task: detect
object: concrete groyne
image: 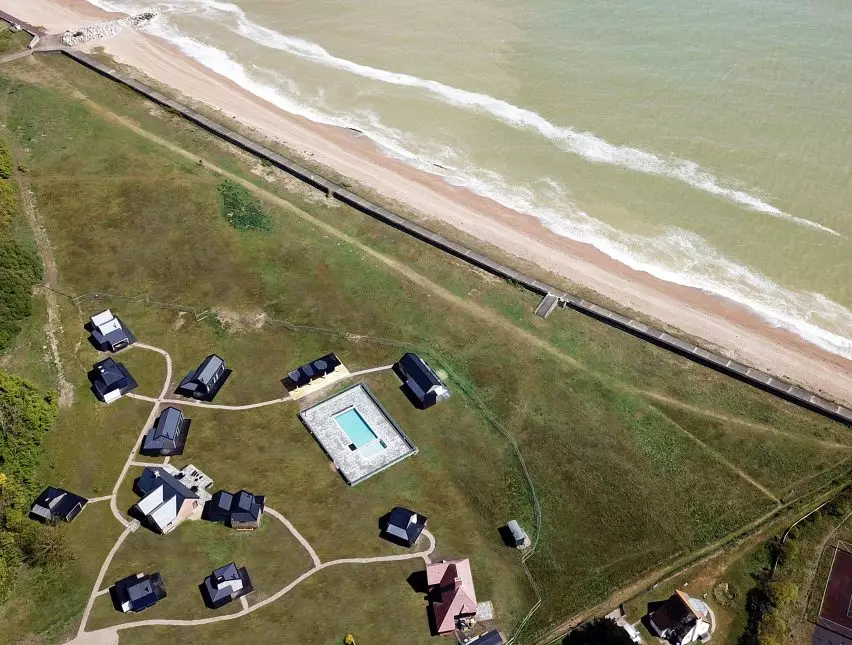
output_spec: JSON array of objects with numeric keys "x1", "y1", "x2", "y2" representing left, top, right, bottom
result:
[{"x1": 0, "y1": 23, "x2": 846, "y2": 425}]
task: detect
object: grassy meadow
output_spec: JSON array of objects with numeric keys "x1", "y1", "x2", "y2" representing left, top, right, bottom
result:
[{"x1": 0, "y1": 51, "x2": 848, "y2": 645}]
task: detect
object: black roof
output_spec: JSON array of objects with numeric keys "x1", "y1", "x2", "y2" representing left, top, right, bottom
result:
[
  {"x1": 384, "y1": 506, "x2": 427, "y2": 545},
  {"x1": 475, "y1": 630, "x2": 503, "y2": 645},
  {"x1": 136, "y1": 466, "x2": 198, "y2": 502},
  {"x1": 142, "y1": 407, "x2": 184, "y2": 452},
  {"x1": 287, "y1": 353, "x2": 341, "y2": 387},
  {"x1": 30, "y1": 486, "x2": 87, "y2": 521},
  {"x1": 398, "y1": 353, "x2": 442, "y2": 392},
  {"x1": 207, "y1": 489, "x2": 264, "y2": 524},
  {"x1": 111, "y1": 572, "x2": 166, "y2": 612},
  {"x1": 195, "y1": 354, "x2": 225, "y2": 385},
  {"x1": 94, "y1": 357, "x2": 126, "y2": 388}
]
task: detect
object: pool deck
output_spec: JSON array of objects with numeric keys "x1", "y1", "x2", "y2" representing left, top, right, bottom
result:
[{"x1": 299, "y1": 383, "x2": 417, "y2": 486}]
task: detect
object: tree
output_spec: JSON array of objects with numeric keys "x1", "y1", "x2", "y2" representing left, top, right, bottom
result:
[{"x1": 562, "y1": 618, "x2": 635, "y2": 645}]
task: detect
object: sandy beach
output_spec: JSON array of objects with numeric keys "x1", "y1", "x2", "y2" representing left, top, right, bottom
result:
[{"x1": 4, "y1": 0, "x2": 852, "y2": 407}]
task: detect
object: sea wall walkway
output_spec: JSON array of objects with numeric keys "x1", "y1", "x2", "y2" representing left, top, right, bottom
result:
[{"x1": 0, "y1": 11, "x2": 848, "y2": 425}]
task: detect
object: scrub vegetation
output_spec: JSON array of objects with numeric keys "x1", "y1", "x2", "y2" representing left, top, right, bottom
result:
[{"x1": 0, "y1": 52, "x2": 847, "y2": 644}]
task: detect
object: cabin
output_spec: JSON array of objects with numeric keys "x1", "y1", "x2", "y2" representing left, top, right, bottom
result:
[
  {"x1": 29, "y1": 487, "x2": 88, "y2": 523},
  {"x1": 201, "y1": 562, "x2": 254, "y2": 609},
  {"x1": 110, "y1": 572, "x2": 166, "y2": 613},
  {"x1": 648, "y1": 590, "x2": 712, "y2": 644},
  {"x1": 427, "y1": 559, "x2": 478, "y2": 634},
  {"x1": 204, "y1": 490, "x2": 265, "y2": 530},
  {"x1": 133, "y1": 466, "x2": 203, "y2": 534},
  {"x1": 89, "y1": 357, "x2": 138, "y2": 403},
  {"x1": 88, "y1": 309, "x2": 135, "y2": 352},
  {"x1": 467, "y1": 631, "x2": 504, "y2": 645},
  {"x1": 141, "y1": 407, "x2": 190, "y2": 456},
  {"x1": 176, "y1": 354, "x2": 230, "y2": 401},
  {"x1": 382, "y1": 506, "x2": 427, "y2": 548},
  {"x1": 394, "y1": 353, "x2": 450, "y2": 409}
]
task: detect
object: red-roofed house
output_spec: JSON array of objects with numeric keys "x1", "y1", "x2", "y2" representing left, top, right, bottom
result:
[{"x1": 426, "y1": 559, "x2": 478, "y2": 633}]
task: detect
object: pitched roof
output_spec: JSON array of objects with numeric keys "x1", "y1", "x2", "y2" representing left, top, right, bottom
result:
[
  {"x1": 207, "y1": 489, "x2": 264, "y2": 524},
  {"x1": 95, "y1": 358, "x2": 126, "y2": 388},
  {"x1": 386, "y1": 506, "x2": 427, "y2": 543},
  {"x1": 31, "y1": 486, "x2": 87, "y2": 521},
  {"x1": 135, "y1": 467, "x2": 198, "y2": 531},
  {"x1": 399, "y1": 353, "x2": 443, "y2": 393},
  {"x1": 195, "y1": 354, "x2": 224, "y2": 385},
  {"x1": 427, "y1": 559, "x2": 478, "y2": 633}
]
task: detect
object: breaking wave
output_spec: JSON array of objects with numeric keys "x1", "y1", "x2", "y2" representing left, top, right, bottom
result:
[{"x1": 85, "y1": 0, "x2": 852, "y2": 358}]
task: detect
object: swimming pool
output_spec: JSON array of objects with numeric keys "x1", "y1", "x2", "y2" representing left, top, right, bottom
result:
[{"x1": 335, "y1": 408, "x2": 379, "y2": 449}]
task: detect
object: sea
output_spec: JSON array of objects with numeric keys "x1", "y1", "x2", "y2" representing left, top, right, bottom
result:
[{"x1": 86, "y1": 0, "x2": 852, "y2": 359}]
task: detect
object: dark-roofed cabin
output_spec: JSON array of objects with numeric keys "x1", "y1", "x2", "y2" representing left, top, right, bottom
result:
[
  {"x1": 284, "y1": 353, "x2": 342, "y2": 391},
  {"x1": 88, "y1": 309, "x2": 135, "y2": 352},
  {"x1": 110, "y1": 572, "x2": 166, "y2": 613},
  {"x1": 89, "y1": 357, "x2": 138, "y2": 403},
  {"x1": 30, "y1": 486, "x2": 88, "y2": 523},
  {"x1": 204, "y1": 489, "x2": 265, "y2": 530},
  {"x1": 201, "y1": 562, "x2": 254, "y2": 609},
  {"x1": 141, "y1": 407, "x2": 190, "y2": 456},
  {"x1": 176, "y1": 354, "x2": 230, "y2": 401},
  {"x1": 394, "y1": 353, "x2": 450, "y2": 409},
  {"x1": 382, "y1": 506, "x2": 427, "y2": 547},
  {"x1": 471, "y1": 631, "x2": 504, "y2": 645}
]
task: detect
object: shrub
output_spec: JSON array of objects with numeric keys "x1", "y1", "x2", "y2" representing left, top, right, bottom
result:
[
  {"x1": 217, "y1": 180, "x2": 271, "y2": 232},
  {"x1": 0, "y1": 180, "x2": 17, "y2": 231},
  {"x1": 0, "y1": 241, "x2": 42, "y2": 351},
  {"x1": 0, "y1": 137, "x2": 12, "y2": 180},
  {"x1": 0, "y1": 371, "x2": 58, "y2": 601}
]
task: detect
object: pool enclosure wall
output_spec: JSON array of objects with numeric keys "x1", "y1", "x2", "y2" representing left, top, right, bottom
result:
[{"x1": 299, "y1": 383, "x2": 417, "y2": 485}]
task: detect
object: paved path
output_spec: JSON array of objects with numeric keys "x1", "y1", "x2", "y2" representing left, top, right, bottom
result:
[
  {"x1": 77, "y1": 524, "x2": 134, "y2": 638},
  {"x1": 70, "y1": 339, "x2": 434, "y2": 642},
  {"x1": 127, "y1": 393, "x2": 292, "y2": 411},
  {"x1": 108, "y1": 343, "x2": 172, "y2": 528},
  {"x1": 87, "y1": 495, "x2": 113, "y2": 504},
  {"x1": 125, "y1": 364, "x2": 392, "y2": 411},
  {"x1": 93, "y1": 530, "x2": 436, "y2": 634}
]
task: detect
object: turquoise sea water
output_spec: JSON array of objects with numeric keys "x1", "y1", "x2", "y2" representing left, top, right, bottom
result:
[{"x1": 88, "y1": 0, "x2": 852, "y2": 358}]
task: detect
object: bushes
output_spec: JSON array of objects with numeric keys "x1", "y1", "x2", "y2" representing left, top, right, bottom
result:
[
  {"x1": 0, "y1": 241, "x2": 42, "y2": 351},
  {"x1": 0, "y1": 180, "x2": 16, "y2": 232},
  {"x1": 0, "y1": 137, "x2": 12, "y2": 180},
  {"x1": 217, "y1": 180, "x2": 271, "y2": 231},
  {"x1": 0, "y1": 372, "x2": 59, "y2": 601}
]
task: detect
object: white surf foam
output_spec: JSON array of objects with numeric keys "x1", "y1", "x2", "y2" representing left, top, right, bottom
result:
[
  {"x1": 83, "y1": 0, "x2": 852, "y2": 358},
  {"x1": 186, "y1": 0, "x2": 843, "y2": 235}
]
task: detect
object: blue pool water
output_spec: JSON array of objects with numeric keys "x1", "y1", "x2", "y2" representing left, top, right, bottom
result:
[{"x1": 335, "y1": 408, "x2": 378, "y2": 448}]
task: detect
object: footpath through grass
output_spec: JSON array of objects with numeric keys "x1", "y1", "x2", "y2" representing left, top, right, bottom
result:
[{"x1": 0, "y1": 53, "x2": 848, "y2": 643}]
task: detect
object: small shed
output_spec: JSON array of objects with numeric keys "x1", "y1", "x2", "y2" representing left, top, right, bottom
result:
[{"x1": 506, "y1": 520, "x2": 529, "y2": 549}]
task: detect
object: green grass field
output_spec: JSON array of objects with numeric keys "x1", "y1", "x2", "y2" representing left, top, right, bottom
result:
[{"x1": 0, "y1": 52, "x2": 849, "y2": 644}]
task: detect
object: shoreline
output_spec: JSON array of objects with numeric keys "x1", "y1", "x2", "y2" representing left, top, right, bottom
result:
[{"x1": 5, "y1": 0, "x2": 852, "y2": 407}]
